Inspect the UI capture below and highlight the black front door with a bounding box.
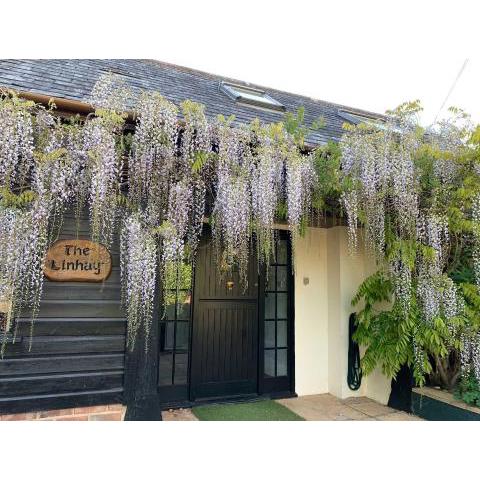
[190,235,259,400]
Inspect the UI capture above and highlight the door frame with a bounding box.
[257,230,295,396]
[128,229,296,409]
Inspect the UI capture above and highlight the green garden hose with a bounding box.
[347,313,362,391]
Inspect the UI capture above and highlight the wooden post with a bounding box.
[123,268,163,421]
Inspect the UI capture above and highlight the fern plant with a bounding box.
[352,270,467,386]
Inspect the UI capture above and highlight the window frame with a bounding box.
[338,109,386,128]
[158,261,193,391]
[220,81,286,112]
[258,230,295,395]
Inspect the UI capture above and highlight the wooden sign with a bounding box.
[0,297,12,333]
[43,239,112,282]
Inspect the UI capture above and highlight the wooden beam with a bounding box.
[14,90,95,115]
[3,88,138,122]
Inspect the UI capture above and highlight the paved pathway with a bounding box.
[161,394,422,421]
[277,394,422,421]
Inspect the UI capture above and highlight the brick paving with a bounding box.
[0,404,126,421]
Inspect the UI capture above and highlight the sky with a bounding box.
[4,0,480,127]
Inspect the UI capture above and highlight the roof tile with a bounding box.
[0,59,383,145]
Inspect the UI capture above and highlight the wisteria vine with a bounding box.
[341,101,480,383]
[2,73,479,390]
[0,74,316,349]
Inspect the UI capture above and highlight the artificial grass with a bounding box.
[192,399,304,421]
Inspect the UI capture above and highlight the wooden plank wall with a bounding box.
[0,212,126,413]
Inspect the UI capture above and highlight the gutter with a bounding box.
[11,89,138,124]
[15,90,95,116]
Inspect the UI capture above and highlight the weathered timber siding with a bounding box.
[0,213,126,413]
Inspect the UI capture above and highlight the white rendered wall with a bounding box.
[293,226,391,404]
[293,228,329,395]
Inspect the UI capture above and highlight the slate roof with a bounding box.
[0,59,384,146]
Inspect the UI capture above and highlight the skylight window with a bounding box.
[338,109,385,127]
[220,82,285,112]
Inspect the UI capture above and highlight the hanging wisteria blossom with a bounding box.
[89,72,131,113]
[250,133,282,263]
[340,114,419,257]
[120,214,157,348]
[0,94,34,190]
[162,180,193,265]
[129,91,178,223]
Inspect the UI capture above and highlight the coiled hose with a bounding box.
[347,313,362,390]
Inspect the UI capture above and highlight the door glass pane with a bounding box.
[277,293,287,319]
[158,352,173,385]
[165,321,175,350]
[177,299,191,320]
[265,293,276,319]
[277,349,288,376]
[276,266,287,291]
[277,320,287,348]
[165,302,176,320]
[264,350,275,377]
[175,321,189,350]
[277,239,288,264]
[174,353,188,385]
[266,266,276,291]
[180,265,192,289]
[177,289,191,306]
[264,321,275,348]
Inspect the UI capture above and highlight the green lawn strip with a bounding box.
[192,399,304,421]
